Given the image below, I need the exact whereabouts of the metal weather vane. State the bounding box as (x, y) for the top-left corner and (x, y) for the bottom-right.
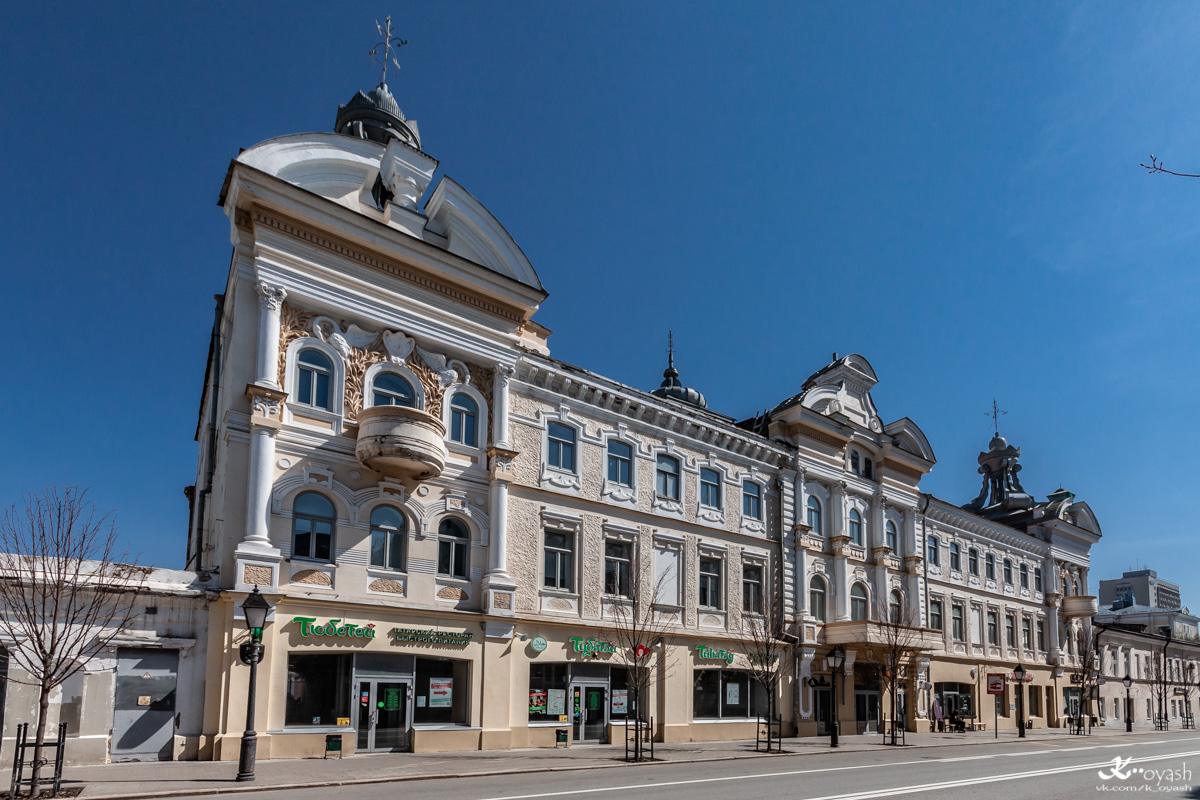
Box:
(987, 399), (1008, 436)
(368, 16), (408, 86)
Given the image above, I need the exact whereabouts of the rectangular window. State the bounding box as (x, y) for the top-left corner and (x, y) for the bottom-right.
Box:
(656, 455), (680, 500)
(547, 423), (576, 472)
(285, 654), (351, 726)
(950, 546), (961, 572)
(927, 537), (940, 566)
(292, 516), (333, 562)
(1034, 568), (1043, 592)
(604, 540), (632, 597)
(413, 657), (469, 725)
(700, 468), (722, 509)
(987, 611), (998, 645)
(437, 527), (469, 579)
(528, 663), (569, 722)
(543, 530), (575, 591)
(692, 669), (767, 719)
(971, 607), (983, 645)
(1036, 620), (1046, 651)
(969, 548), (979, 576)
(1020, 565), (1029, 590)
(370, 530), (405, 571)
(606, 440), (632, 486)
(655, 544), (681, 606)
(1029, 686), (1041, 717)
(742, 564), (763, 615)
(1004, 560), (1013, 585)
(742, 481), (762, 520)
(986, 554), (996, 581)
(930, 599), (943, 631)
(1022, 618), (1032, 649)
(1006, 615), (1016, 648)
(951, 605), (964, 641)
(699, 557), (722, 609)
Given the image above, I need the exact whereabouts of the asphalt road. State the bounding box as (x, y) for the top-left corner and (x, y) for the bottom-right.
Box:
(198, 733), (1200, 800)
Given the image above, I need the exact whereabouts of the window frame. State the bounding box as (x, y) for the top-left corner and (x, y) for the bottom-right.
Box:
(885, 520), (898, 552)
(806, 496), (823, 535)
(295, 348), (335, 412)
(850, 582), (869, 621)
(369, 370), (417, 409)
(809, 575), (828, 622)
(606, 439), (634, 487)
(698, 555), (723, 610)
(1003, 558), (1014, 586)
(968, 547), (979, 576)
(1021, 617), (1032, 649)
(291, 491), (336, 563)
(543, 528), (576, 592)
(603, 538), (632, 598)
(546, 422), (578, 473)
(949, 541), (961, 572)
(449, 392), (479, 447)
(889, 590), (903, 624)
(368, 504), (406, 572)
(951, 604), (965, 642)
(848, 508), (863, 546)
(742, 562), (764, 615)
(985, 553), (996, 581)
(926, 535), (940, 566)
(1019, 563), (1029, 590)
(1034, 567), (1043, 593)
(437, 517), (471, 580)
(741, 480), (763, 521)
(1005, 614), (1016, 648)
(987, 610), (998, 645)
(656, 454), (682, 501)
(699, 467), (723, 510)
(930, 598), (944, 631)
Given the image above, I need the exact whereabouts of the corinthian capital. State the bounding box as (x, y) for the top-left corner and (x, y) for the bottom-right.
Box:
(494, 361), (516, 386)
(256, 281), (287, 312)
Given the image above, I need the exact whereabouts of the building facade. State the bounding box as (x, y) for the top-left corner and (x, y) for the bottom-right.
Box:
(182, 73), (1107, 760)
(1100, 569), (1183, 613)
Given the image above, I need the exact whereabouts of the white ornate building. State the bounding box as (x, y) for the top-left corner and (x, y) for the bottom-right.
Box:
(181, 68), (1107, 760)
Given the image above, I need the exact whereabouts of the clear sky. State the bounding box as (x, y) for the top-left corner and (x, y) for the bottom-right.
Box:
(1, 3), (1197, 603)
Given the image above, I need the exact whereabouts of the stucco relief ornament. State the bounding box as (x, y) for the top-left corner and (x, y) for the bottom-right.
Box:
(251, 394), (282, 418)
(382, 331), (415, 363)
(494, 361), (515, 387)
(414, 344), (460, 387)
(256, 281), (287, 312)
(312, 316), (377, 358)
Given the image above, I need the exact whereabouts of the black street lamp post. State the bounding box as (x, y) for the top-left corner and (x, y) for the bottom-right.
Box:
(828, 646), (845, 748)
(1122, 674), (1133, 733)
(236, 588), (271, 782)
(1013, 664), (1026, 738)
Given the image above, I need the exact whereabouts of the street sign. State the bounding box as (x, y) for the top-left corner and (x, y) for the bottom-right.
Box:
(987, 673), (1006, 695)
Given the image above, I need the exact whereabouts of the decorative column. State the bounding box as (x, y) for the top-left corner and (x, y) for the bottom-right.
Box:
(1045, 556), (1063, 664)
(832, 481), (851, 622)
(254, 281), (286, 387)
(870, 494), (890, 615)
(483, 362), (518, 616)
(791, 465), (809, 618)
(904, 509), (922, 620)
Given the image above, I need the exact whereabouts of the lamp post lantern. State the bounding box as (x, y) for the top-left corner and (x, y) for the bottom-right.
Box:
(828, 646), (845, 748)
(236, 587), (271, 782)
(1013, 664), (1026, 738)
(1122, 673), (1133, 733)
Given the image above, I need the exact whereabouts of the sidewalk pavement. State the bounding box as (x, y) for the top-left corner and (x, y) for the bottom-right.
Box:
(60, 724), (1184, 800)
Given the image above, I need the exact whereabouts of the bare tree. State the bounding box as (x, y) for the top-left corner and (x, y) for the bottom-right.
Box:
(743, 586), (787, 751)
(1074, 624), (1103, 733)
(607, 537), (678, 762)
(1141, 155), (1200, 178)
(1182, 662), (1197, 730)
(863, 598), (925, 745)
(0, 488), (145, 796)
(1147, 640), (1172, 730)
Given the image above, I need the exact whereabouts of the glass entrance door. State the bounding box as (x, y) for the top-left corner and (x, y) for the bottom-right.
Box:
(856, 691), (880, 734)
(815, 688), (832, 736)
(356, 679), (410, 752)
(571, 684), (608, 743)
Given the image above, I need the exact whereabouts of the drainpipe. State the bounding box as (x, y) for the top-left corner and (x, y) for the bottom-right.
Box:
(191, 294), (225, 572)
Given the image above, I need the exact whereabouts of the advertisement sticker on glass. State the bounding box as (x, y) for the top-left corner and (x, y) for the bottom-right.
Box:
(429, 678), (453, 708)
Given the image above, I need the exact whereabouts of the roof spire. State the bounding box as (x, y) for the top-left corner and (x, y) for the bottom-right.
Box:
(651, 331), (706, 409)
(666, 330), (676, 374)
(987, 398), (1008, 437)
(369, 16), (408, 87)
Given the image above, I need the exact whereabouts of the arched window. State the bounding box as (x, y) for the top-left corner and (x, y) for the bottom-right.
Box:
(968, 547), (979, 576)
(369, 506), (405, 571)
(742, 481), (762, 520)
(949, 541), (961, 572)
(372, 372), (415, 408)
(292, 492), (334, 561)
(1020, 563), (1030, 590)
(809, 575), (827, 622)
(437, 518), (470, 579)
(926, 535), (940, 566)
(886, 520), (898, 552)
(848, 508), (863, 545)
(1003, 558), (1014, 585)
(547, 422), (576, 472)
(851, 583), (869, 621)
(985, 553), (996, 580)
(807, 496), (823, 535)
(699, 467), (722, 509)
(889, 590), (903, 624)
(296, 350), (334, 411)
(449, 393), (479, 446)
(656, 455), (681, 500)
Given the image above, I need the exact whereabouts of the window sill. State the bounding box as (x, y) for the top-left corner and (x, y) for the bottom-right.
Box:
(274, 726), (354, 734)
(693, 718), (760, 724)
(436, 575), (472, 585)
(411, 724), (479, 731)
(289, 557), (336, 567)
(528, 721), (569, 728)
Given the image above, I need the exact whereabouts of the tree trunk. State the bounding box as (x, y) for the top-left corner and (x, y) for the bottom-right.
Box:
(30, 682), (51, 798)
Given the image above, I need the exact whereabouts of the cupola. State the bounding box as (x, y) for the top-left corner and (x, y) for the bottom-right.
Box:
(650, 334), (707, 409)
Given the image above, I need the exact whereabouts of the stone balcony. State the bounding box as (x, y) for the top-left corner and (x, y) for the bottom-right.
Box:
(355, 405), (447, 480)
(1061, 595), (1099, 618)
(822, 619), (942, 650)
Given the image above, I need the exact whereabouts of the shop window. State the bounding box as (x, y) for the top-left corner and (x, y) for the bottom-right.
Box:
(742, 564), (763, 615)
(806, 496), (822, 535)
(700, 468), (722, 509)
(544, 530), (575, 591)
(369, 505), (405, 571)
(742, 481), (762, 521)
(699, 557), (722, 609)
(604, 540), (632, 597)
(809, 575), (827, 622)
(413, 657), (469, 725)
(296, 349), (334, 411)
(285, 653), (351, 726)
(848, 509), (863, 546)
(292, 492), (334, 562)
(607, 440), (633, 486)
(437, 518), (470, 579)
(656, 455), (680, 500)
(528, 663), (569, 722)
(850, 583), (869, 621)
(692, 669), (767, 719)
(449, 393), (478, 446)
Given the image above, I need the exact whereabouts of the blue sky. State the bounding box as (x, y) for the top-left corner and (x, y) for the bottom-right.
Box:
(2, 2), (1197, 603)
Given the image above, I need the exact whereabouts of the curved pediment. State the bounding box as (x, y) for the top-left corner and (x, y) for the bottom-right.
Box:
(237, 133), (386, 203)
(884, 417), (936, 462)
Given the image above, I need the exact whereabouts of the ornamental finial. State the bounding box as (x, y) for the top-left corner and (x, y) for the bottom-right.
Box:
(368, 16), (408, 86)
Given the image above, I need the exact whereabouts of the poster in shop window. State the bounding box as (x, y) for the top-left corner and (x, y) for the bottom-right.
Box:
(611, 689), (628, 715)
(529, 690), (548, 714)
(429, 678), (453, 708)
(547, 689), (566, 715)
(726, 681), (741, 705)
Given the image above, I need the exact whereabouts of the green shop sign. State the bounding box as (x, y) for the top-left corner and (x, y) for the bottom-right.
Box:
(293, 617), (377, 639)
(569, 637), (616, 655)
(391, 627), (474, 646)
(695, 645), (736, 665)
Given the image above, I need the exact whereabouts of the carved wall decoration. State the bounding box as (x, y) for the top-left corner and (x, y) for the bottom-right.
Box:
(292, 569), (332, 586)
(278, 303), (317, 386)
(547, 597), (572, 611)
(493, 592), (512, 610)
(242, 564), (272, 585)
(369, 578), (405, 595)
(437, 586), (466, 600)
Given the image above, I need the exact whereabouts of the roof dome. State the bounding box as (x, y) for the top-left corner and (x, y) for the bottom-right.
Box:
(651, 347), (707, 409)
(334, 82), (421, 150)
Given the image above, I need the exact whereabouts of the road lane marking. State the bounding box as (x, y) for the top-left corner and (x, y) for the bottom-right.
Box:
(476, 745), (1200, 800)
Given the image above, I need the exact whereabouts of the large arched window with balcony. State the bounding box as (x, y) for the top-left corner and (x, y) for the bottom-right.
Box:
(809, 575), (827, 622)
(369, 505), (406, 571)
(848, 508), (863, 546)
(851, 582), (870, 621)
(806, 496), (823, 535)
(292, 492), (335, 562)
(372, 372), (416, 408)
(449, 394), (479, 446)
(296, 350), (334, 411)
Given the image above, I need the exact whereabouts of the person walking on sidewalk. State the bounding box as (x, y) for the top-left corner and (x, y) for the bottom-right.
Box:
(933, 697), (944, 733)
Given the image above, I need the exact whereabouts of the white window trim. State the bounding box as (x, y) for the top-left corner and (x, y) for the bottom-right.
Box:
(695, 457), (728, 527)
(697, 547), (726, 611)
(283, 338), (346, 433)
(540, 509), (582, 600)
(538, 407), (583, 495)
(600, 426), (640, 508)
(650, 442), (687, 519)
(443, 382), (489, 452)
(738, 469), (768, 535)
(652, 533), (684, 611)
(363, 361), (426, 411)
